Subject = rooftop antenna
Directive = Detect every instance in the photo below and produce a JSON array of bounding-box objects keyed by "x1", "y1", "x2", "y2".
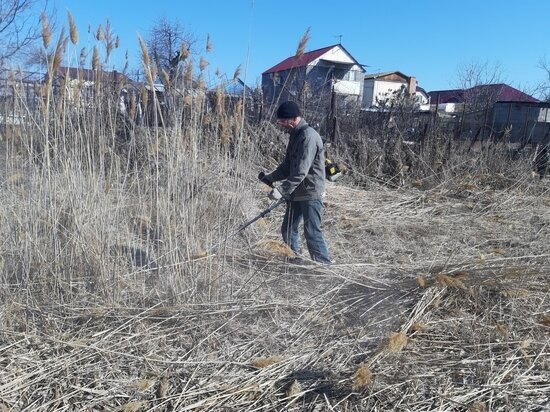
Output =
[{"x1": 335, "y1": 34, "x2": 342, "y2": 44}]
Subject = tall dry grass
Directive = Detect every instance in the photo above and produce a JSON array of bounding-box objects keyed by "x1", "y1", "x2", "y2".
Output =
[
  {"x1": 1, "y1": 18, "x2": 549, "y2": 411},
  {"x1": 1, "y1": 16, "x2": 542, "y2": 311},
  {"x1": 0, "y1": 17, "x2": 268, "y2": 309}
]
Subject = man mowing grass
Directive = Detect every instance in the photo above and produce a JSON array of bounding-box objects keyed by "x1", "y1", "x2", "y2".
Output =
[{"x1": 259, "y1": 101, "x2": 333, "y2": 264}]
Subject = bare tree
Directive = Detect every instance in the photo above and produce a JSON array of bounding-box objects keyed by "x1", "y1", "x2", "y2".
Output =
[
  {"x1": 0, "y1": 0, "x2": 50, "y2": 64},
  {"x1": 455, "y1": 60, "x2": 505, "y2": 111},
  {"x1": 456, "y1": 60, "x2": 504, "y2": 89},
  {"x1": 145, "y1": 16, "x2": 196, "y2": 86},
  {"x1": 535, "y1": 58, "x2": 550, "y2": 102}
]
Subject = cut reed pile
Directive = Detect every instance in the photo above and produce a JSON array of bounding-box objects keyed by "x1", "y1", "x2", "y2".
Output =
[{"x1": 1, "y1": 165, "x2": 549, "y2": 411}]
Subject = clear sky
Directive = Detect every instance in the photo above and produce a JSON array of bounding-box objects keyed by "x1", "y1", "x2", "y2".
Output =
[{"x1": 51, "y1": 0, "x2": 550, "y2": 96}]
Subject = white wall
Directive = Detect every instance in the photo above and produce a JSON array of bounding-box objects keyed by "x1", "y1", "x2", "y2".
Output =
[
  {"x1": 363, "y1": 79, "x2": 428, "y2": 107},
  {"x1": 362, "y1": 80, "x2": 375, "y2": 106},
  {"x1": 362, "y1": 79, "x2": 405, "y2": 107},
  {"x1": 415, "y1": 91, "x2": 429, "y2": 105},
  {"x1": 317, "y1": 45, "x2": 356, "y2": 64},
  {"x1": 334, "y1": 80, "x2": 361, "y2": 95}
]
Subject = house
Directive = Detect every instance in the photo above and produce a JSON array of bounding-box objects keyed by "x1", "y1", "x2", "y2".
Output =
[
  {"x1": 52, "y1": 67, "x2": 166, "y2": 124},
  {"x1": 53, "y1": 66, "x2": 134, "y2": 92},
  {"x1": 216, "y1": 78, "x2": 254, "y2": 98},
  {"x1": 261, "y1": 44, "x2": 365, "y2": 110},
  {"x1": 428, "y1": 84, "x2": 547, "y2": 143},
  {"x1": 362, "y1": 71, "x2": 429, "y2": 109},
  {"x1": 0, "y1": 69, "x2": 42, "y2": 121},
  {"x1": 49, "y1": 67, "x2": 138, "y2": 112},
  {"x1": 428, "y1": 83, "x2": 539, "y2": 112},
  {"x1": 208, "y1": 77, "x2": 258, "y2": 118}
]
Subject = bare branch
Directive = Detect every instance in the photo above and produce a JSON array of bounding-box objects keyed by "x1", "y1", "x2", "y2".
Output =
[
  {"x1": 0, "y1": 0, "x2": 52, "y2": 63},
  {"x1": 145, "y1": 16, "x2": 196, "y2": 86}
]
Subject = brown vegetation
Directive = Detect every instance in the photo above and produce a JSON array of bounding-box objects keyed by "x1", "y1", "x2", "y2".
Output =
[{"x1": 0, "y1": 17, "x2": 548, "y2": 412}]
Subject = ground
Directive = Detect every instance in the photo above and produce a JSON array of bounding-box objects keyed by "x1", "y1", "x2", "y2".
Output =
[{"x1": 1, "y1": 173, "x2": 549, "y2": 411}]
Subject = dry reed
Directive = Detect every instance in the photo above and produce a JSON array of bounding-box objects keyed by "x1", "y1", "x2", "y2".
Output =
[
  {"x1": 0, "y1": 17, "x2": 549, "y2": 412},
  {"x1": 295, "y1": 27, "x2": 310, "y2": 59},
  {"x1": 40, "y1": 11, "x2": 51, "y2": 48},
  {"x1": 67, "y1": 11, "x2": 78, "y2": 44},
  {"x1": 206, "y1": 33, "x2": 212, "y2": 53}
]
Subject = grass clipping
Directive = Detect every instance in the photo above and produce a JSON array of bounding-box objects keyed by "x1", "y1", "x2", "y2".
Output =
[
  {"x1": 251, "y1": 356, "x2": 284, "y2": 368},
  {"x1": 255, "y1": 239, "x2": 295, "y2": 258},
  {"x1": 352, "y1": 363, "x2": 373, "y2": 390},
  {"x1": 385, "y1": 332, "x2": 409, "y2": 353}
]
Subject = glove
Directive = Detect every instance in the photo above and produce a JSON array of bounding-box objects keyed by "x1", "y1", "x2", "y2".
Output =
[
  {"x1": 258, "y1": 171, "x2": 273, "y2": 187},
  {"x1": 268, "y1": 188, "x2": 283, "y2": 201}
]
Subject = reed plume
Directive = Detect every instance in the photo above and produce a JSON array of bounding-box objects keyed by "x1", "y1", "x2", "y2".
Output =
[
  {"x1": 95, "y1": 24, "x2": 103, "y2": 41},
  {"x1": 103, "y1": 20, "x2": 116, "y2": 63},
  {"x1": 233, "y1": 65, "x2": 241, "y2": 81},
  {"x1": 41, "y1": 12, "x2": 52, "y2": 49},
  {"x1": 79, "y1": 48, "x2": 87, "y2": 67},
  {"x1": 353, "y1": 363, "x2": 373, "y2": 389},
  {"x1": 123, "y1": 50, "x2": 129, "y2": 73},
  {"x1": 206, "y1": 33, "x2": 212, "y2": 53},
  {"x1": 67, "y1": 10, "x2": 78, "y2": 44},
  {"x1": 91, "y1": 46, "x2": 99, "y2": 71},
  {"x1": 386, "y1": 332, "x2": 408, "y2": 353},
  {"x1": 184, "y1": 63, "x2": 193, "y2": 85},
  {"x1": 295, "y1": 27, "x2": 311, "y2": 59},
  {"x1": 137, "y1": 35, "x2": 150, "y2": 67},
  {"x1": 179, "y1": 43, "x2": 189, "y2": 60},
  {"x1": 199, "y1": 56, "x2": 209, "y2": 71},
  {"x1": 138, "y1": 35, "x2": 154, "y2": 85},
  {"x1": 51, "y1": 29, "x2": 67, "y2": 76}
]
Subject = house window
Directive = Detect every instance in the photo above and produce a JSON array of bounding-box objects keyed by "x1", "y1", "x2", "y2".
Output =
[{"x1": 344, "y1": 71, "x2": 357, "y2": 81}]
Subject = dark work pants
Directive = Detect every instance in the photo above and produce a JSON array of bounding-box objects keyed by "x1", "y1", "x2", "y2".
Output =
[{"x1": 281, "y1": 199, "x2": 332, "y2": 263}]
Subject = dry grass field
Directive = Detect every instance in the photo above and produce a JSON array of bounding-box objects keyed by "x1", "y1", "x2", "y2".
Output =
[
  {"x1": 0, "y1": 23, "x2": 549, "y2": 411},
  {"x1": 1, "y1": 140, "x2": 549, "y2": 410}
]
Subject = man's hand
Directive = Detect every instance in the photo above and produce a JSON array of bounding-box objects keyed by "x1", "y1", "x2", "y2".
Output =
[
  {"x1": 258, "y1": 171, "x2": 273, "y2": 187},
  {"x1": 268, "y1": 188, "x2": 283, "y2": 201}
]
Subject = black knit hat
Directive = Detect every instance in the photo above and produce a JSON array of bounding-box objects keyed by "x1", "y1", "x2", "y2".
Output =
[{"x1": 276, "y1": 101, "x2": 301, "y2": 119}]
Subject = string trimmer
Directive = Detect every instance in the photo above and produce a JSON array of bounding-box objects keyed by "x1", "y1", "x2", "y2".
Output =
[{"x1": 204, "y1": 175, "x2": 284, "y2": 254}]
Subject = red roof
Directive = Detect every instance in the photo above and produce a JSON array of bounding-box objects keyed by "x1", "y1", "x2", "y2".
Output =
[
  {"x1": 428, "y1": 84, "x2": 539, "y2": 104},
  {"x1": 262, "y1": 45, "x2": 338, "y2": 74}
]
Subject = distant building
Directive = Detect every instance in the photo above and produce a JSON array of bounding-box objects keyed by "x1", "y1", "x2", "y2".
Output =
[
  {"x1": 0, "y1": 69, "x2": 43, "y2": 130},
  {"x1": 362, "y1": 71, "x2": 428, "y2": 109},
  {"x1": 261, "y1": 44, "x2": 365, "y2": 110},
  {"x1": 428, "y1": 83, "x2": 539, "y2": 112},
  {"x1": 208, "y1": 77, "x2": 258, "y2": 118},
  {"x1": 212, "y1": 78, "x2": 254, "y2": 99},
  {"x1": 427, "y1": 84, "x2": 548, "y2": 143}
]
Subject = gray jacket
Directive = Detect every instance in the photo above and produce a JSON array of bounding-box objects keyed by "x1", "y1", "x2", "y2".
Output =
[{"x1": 267, "y1": 119, "x2": 325, "y2": 201}]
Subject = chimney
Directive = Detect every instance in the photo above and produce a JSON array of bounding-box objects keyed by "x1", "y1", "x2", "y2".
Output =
[{"x1": 407, "y1": 76, "x2": 417, "y2": 96}]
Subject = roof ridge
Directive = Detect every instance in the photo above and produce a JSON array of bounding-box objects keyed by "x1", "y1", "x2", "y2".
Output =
[{"x1": 262, "y1": 44, "x2": 349, "y2": 75}]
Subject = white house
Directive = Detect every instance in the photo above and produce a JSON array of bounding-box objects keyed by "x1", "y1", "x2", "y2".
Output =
[
  {"x1": 362, "y1": 71, "x2": 429, "y2": 109},
  {"x1": 262, "y1": 44, "x2": 365, "y2": 108}
]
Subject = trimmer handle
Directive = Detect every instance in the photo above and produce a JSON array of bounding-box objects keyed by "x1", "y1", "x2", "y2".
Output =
[{"x1": 258, "y1": 171, "x2": 274, "y2": 187}]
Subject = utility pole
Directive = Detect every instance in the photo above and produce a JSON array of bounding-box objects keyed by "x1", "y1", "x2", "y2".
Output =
[{"x1": 330, "y1": 82, "x2": 337, "y2": 142}]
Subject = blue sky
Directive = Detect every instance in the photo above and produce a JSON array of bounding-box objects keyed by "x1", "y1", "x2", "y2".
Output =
[{"x1": 51, "y1": 0, "x2": 550, "y2": 96}]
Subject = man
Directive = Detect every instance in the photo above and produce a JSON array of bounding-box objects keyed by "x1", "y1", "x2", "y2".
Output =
[{"x1": 259, "y1": 101, "x2": 332, "y2": 264}]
